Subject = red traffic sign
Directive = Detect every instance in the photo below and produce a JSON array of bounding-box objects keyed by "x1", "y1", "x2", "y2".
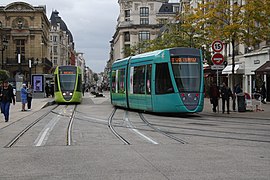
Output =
[
  {"x1": 211, "y1": 53, "x2": 224, "y2": 65},
  {"x1": 212, "y1": 40, "x2": 223, "y2": 52}
]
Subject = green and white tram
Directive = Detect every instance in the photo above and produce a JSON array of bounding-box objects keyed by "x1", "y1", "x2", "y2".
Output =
[
  {"x1": 54, "y1": 66, "x2": 82, "y2": 103},
  {"x1": 110, "y1": 47, "x2": 204, "y2": 113}
]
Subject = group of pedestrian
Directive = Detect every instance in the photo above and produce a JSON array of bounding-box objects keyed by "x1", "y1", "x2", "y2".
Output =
[
  {"x1": 0, "y1": 81, "x2": 33, "y2": 122},
  {"x1": 209, "y1": 81, "x2": 267, "y2": 114},
  {"x1": 209, "y1": 82, "x2": 234, "y2": 114},
  {"x1": 21, "y1": 83, "x2": 33, "y2": 111}
]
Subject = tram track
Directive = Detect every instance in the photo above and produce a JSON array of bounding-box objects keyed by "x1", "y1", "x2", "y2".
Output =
[
  {"x1": 5, "y1": 105, "x2": 59, "y2": 148},
  {"x1": 141, "y1": 113, "x2": 270, "y2": 144},
  {"x1": 139, "y1": 113, "x2": 187, "y2": 144},
  {"x1": 108, "y1": 108, "x2": 130, "y2": 145},
  {"x1": 5, "y1": 104, "x2": 78, "y2": 148}
]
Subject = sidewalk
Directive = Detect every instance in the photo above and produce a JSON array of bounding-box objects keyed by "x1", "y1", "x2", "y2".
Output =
[
  {"x1": 0, "y1": 97, "x2": 54, "y2": 128},
  {"x1": 202, "y1": 98, "x2": 270, "y2": 119}
]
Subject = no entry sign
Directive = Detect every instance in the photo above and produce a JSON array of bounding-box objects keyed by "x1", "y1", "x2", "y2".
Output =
[{"x1": 211, "y1": 53, "x2": 224, "y2": 65}]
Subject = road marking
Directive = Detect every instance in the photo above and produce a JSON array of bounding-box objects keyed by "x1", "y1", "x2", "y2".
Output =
[
  {"x1": 34, "y1": 111, "x2": 62, "y2": 147},
  {"x1": 35, "y1": 128, "x2": 50, "y2": 147},
  {"x1": 124, "y1": 111, "x2": 158, "y2": 145}
]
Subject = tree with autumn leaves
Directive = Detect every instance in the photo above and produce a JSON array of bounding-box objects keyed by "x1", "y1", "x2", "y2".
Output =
[{"x1": 125, "y1": 0, "x2": 270, "y2": 87}]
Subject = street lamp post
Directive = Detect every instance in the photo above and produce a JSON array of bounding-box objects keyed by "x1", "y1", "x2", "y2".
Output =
[
  {"x1": 1, "y1": 38, "x2": 8, "y2": 69},
  {"x1": 18, "y1": 53, "x2": 21, "y2": 73},
  {"x1": 29, "y1": 59, "x2": 32, "y2": 84}
]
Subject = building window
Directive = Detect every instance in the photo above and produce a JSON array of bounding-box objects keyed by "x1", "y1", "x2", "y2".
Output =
[
  {"x1": 140, "y1": 7, "x2": 149, "y2": 24},
  {"x1": 53, "y1": 36, "x2": 57, "y2": 42},
  {"x1": 124, "y1": 32, "x2": 130, "y2": 42},
  {"x1": 53, "y1": 46, "x2": 58, "y2": 55},
  {"x1": 139, "y1": 31, "x2": 150, "y2": 41},
  {"x1": 140, "y1": 18, "x2": 149, "y2": 25},
  {"x1": 16, "y1": 39, "x2": 25, "y2": 62},
  {"x1": 125, "y1": 10, "x2": 130, "y2": 21},
  {"x1": 140, "y1": 7, "x2": 149, "y2": 17},
  {"x1": 53, "y1": 57, "x2": 58, "y2": 65}
]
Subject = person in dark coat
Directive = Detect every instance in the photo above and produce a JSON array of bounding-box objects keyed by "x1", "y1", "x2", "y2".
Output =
[
  {"x1": 45, "y1": 83, "x2": 50, "y2": 98},
  {"x1": 0, "y1": 81, "x2": 15, "y2": 122},
  {"x1": 261, "y1": 81, "x2": 266, "y2": 104},
  {"x1": 233, "y1": 83, "x2": 242, "y2": 111},
  {"x1": 209, "y1": 82, "x2": 220, "y2": 112},
  {"x1": 220, "y1": 82, "x2": 233, "y2": 114},
  {"x1": 27, "y1": 84, "x2": 33, "y2": 110}
]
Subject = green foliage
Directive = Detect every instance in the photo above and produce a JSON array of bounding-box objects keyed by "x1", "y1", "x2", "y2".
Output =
[{"x1": 0, "y1": 70, "x2": 10, "y2": 83}]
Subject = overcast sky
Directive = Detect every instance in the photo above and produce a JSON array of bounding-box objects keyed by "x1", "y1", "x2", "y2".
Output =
[{"x1": 1, "y1": 0, "x2": 179, "y2": 73}]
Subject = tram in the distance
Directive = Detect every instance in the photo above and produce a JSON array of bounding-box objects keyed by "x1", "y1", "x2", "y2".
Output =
[
  {"x1": 54, "y1": 66, "x2": 82, "y2": 103},
  {"x1": 110, "y1": 47, "x2": 204, "y2": 113}
]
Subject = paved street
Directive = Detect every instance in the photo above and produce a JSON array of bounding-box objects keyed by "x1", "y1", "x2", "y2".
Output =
[{"x1": 0, "y1": 92, "x2": 269, "y2": 179}]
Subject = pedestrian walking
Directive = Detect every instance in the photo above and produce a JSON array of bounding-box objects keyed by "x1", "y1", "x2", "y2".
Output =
[
  {"x1": 27, "y1": 84, "x2": 33, "y2": 110},
  {"x1": 209, "y1": 82, "x2": 220, "y2": 112},
  {"x1": 260, "y1": 81, "x2": 266, "y2": 104},
  {"x1": 0, "y1": 81, "x2": 15, "y2": 122},
  {"x1": 45, "y1": 83, "x2": 50, "y2": 98},
  {"x1": 21, "y1": 83, "x2": 28, "y2": 111},
  {"x1": 220, "y1": 82, "x2": 233, "y2": 114},
  {"x1": 50, "y1": 84, "x2": 54, "y2": 97},
  {"x1": 233, "y1": 83, "x2": 242, "y2": 111}
]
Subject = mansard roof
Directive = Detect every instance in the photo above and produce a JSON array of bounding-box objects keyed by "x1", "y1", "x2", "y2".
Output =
[
  {"x1": 50, "y1": 10, "x2": 73, "y2": 42},
  {"x1": 158, "y1": 3, "x2": 178, "y2": 14}
]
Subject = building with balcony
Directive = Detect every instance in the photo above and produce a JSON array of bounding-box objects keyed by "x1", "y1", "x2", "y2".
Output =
[
  {"x1": 49, "y1": 10, "x2": 75, "y2": 68},
  {"x1": 110, "y1": 0, "x2": 180, "y2": 62},
  {"x1": 0, "y1": 2, "x2": 52, "y2": 81}
]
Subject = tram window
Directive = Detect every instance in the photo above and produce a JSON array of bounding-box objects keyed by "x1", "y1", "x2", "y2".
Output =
[
  {"x1": 155, "y1": 63, "x2": 174, "y2": 94},
  {"x1": 55, "y1": 74, "x2": 59, "y2": 92},
  {"x1": 111, "y1": 70, "x2": 116, "y2": 93},
  {"x1": 146, "y1": 64, "x2": 152, "y2": 94},
  {"x1": 117, "y1": 69, "x2": 125, "y2": 94},
  {"x1": 76, "y1": 74, "x2": 82, "y2": 92},
  {"x1": 133, "y1": 66, "x2": 145, "y2": 94}
]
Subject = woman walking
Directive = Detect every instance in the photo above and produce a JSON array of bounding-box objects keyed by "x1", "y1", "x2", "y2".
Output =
[
  {"x1": 0, "y1": 81, "x2": 15, "y2": 122},
  {"x1": 20, "y1": 83, "x2": 28, "y2": 111}
]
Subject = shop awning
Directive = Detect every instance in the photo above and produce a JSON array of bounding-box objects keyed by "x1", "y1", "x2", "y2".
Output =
[
  {"x1": 254, "y1": 61, "x2": 270, "y2": 74},
  {"x1": 222, "y1": 64, "x2": 240, "y2": 74}
]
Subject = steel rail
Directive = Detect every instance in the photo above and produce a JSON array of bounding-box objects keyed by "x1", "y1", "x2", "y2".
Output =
[
  {"x1": 5, "y1": 105, "x2": 59, "y2": 148},
  {"x1": 67, "y1": 105, "x2": 77, "y2": 146},
  {"x1": 139, "y1": 113, "x2": 187, "y2": 144},
  {"x1": 108, "y1": 108, "x2": 130, "y2": 145}
]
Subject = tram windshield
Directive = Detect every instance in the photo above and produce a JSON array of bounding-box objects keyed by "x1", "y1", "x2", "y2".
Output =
[
  {"x1": 59, "y1": 74, "x2": 76, "y2": 91},
  {"x1": 171, "y1": 56, "x2": 201, "y2": 92}
]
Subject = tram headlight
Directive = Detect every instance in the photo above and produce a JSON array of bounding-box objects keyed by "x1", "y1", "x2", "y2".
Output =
[
  {"x1": 69, "y1": 92, "x2": 73, "y2": 96},
  {"x1": 63, "y1": 92, "x2": 66, "y2": 96}
]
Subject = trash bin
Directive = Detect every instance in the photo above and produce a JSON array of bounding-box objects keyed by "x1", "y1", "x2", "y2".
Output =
[{"x1": 237, "y1": 93, "x2": 246, "y2": 112}]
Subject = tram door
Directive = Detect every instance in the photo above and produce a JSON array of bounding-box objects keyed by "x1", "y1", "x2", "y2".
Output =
[{"x1": 129, "y1": 65, "x2": 152, "y2": 111}]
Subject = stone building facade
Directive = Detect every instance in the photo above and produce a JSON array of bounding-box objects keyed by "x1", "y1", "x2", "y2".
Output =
[{"x1": 0, "y1": 2, "x2": 52, "y2": 81}]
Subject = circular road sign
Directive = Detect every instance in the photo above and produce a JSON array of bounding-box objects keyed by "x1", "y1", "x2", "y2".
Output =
[
  {"x1": 211, "y1": 53, "x2": 224, "y2": 65},
  {"x1": 212, "y1": 40, "x2": 223, "y2": 52}
]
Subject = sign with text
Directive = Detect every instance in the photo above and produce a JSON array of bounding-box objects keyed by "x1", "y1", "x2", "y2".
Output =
[{"x1": 212, "y1": 40, "x2": 223, "y2": 52}]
